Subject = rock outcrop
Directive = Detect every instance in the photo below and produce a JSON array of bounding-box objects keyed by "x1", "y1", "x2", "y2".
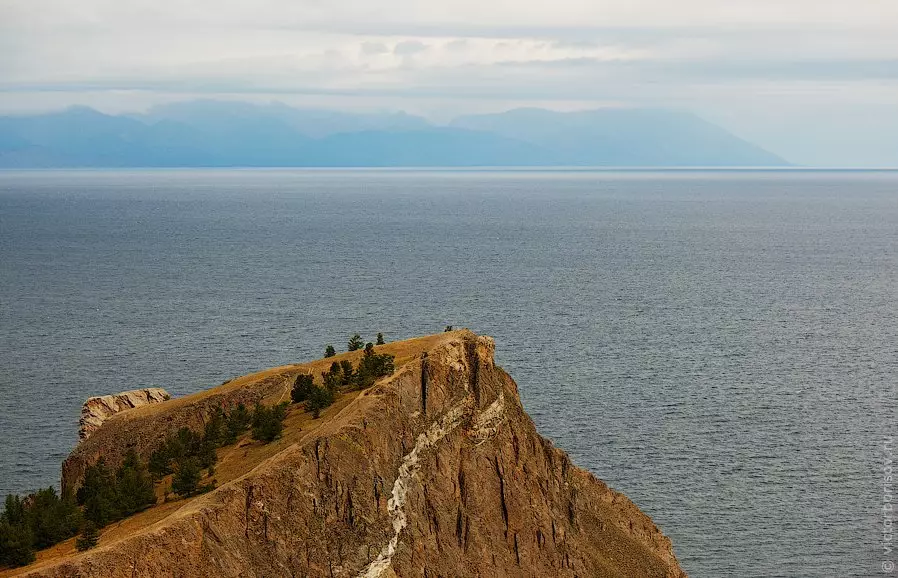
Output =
[
  {"x1": 78, "y1": 388, "x2": 171, "y2": 441},
  {"x1": 28, "y1": 331, "x2": 686, "y2": 578}
]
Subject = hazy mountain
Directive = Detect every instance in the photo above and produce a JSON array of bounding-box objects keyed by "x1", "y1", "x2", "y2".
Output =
[
  {"x1": 451, "y1": 108, "x2": 788, "y2": 167},
  {"x1": 0, "y1": 102, "x2": 789, "y2": 167},
  {"x1": 137, "y1": 101, "x2": 432, "y2": 139}
]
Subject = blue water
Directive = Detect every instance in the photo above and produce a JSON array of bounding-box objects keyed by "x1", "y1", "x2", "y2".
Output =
[{"x1": 1, "y1": 169, "x2": 895, "y2": 577}]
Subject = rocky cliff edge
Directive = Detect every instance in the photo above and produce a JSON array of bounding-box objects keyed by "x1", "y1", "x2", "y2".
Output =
[{"x1": 19, "y1": 330, "x2": 686, "y2": 578}]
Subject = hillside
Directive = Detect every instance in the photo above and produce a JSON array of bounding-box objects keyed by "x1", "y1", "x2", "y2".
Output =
[
  {"x1": 0, "y1": 101, "x2": 787, "y2": 167},
  {"x1": 4, "y1": 331, "x2": 686, "y2": 577}
]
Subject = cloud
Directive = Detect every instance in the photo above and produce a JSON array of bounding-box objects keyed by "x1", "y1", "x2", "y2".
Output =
[{"x1": 393, "y1": 40, "x2": 428, "y2": 56}]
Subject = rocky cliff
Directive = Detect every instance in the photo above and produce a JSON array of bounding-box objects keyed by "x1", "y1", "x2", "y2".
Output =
[
  {"x1": 78, "y1": 388, "x2": 171, "y2": 441},
  {"x1": 23, "y1": 331, "x2": 686, "y2": 578}
]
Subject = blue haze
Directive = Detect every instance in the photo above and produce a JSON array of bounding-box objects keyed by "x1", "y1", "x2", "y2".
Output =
[
  {"x1": 0, "y1": 102, "x2": 787, "y2": 168},
  {"x1": 0, "y1": 169, "x2": 895, "y2": 577}
]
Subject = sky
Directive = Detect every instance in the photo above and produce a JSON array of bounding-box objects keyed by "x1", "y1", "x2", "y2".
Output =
[{"x1": 1, "y1": 0, "x2": 897, "y2": 166}]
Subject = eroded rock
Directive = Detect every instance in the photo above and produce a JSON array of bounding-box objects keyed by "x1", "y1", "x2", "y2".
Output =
[{"x1": 78, "y1": 388, "x2": 171, "y2": 441}]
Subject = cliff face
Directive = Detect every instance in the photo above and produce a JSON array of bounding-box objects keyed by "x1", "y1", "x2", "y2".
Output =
[
  {"x1": 31, "y1": 331, "x2": 686, "y2": 578},
  {"x1": 78, "y1": 388, "x2": 171, "y2": 441}
]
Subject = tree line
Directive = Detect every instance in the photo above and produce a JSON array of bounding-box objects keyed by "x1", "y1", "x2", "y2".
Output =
[
  {"x1": 0, "y1": 401, "x2": 289, "y2": 568},
  {"x1": 295, "y1": 335, "x2": 395, "y2": 417}
]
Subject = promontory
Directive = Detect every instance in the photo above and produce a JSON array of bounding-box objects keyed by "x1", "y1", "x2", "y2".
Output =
[{"x1": 6, "y1": 330, "x2": 686, "y2": 578}]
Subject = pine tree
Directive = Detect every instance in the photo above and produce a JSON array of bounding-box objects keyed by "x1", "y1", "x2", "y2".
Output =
[
  {"x1": 77, "y1": 459, "x2": 120, "y2": 526},
  {"x1": 339, "y1": 360, "x2": 354, "y2": 385},
  {"x1": 324, "y1": 345, "x2": 336, "y2": 358},
  {"x1": 116, "y1": 451, "x2": 156, "y2": 516},
  {"x1": 307, "y1": 386, "x2": 335, "y2": 419},
  {"x1": 376, "y1": 333, "x2": 385, "y2": 345},
  {"x1": 291, "y1": 374, "x2": 315, "y2": 403},
  {"x1": 251, "y1": 403, "x2": 286, "y2": 443},
  {"x1": 172, "y1": 458, "x2": 201, "y2": 498},
  {"x1": 347, "y1": 334, "x2": 364, "y2": 351},
  {"x1": 224, "y1": 403, "x2": 251, "y2": 444},
  {"x1": 0, "y1": 518, "x2": 35, "y2": 567},
  {"x1": 75, "y1": 521, "x2": 99, "y2": 552}
]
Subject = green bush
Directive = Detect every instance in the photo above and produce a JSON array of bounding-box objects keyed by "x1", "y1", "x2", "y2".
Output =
[
  {"x1": 324, "y1": 345, "x2": 336, "y2": 358},
  {"x1": 376, "y1": 333, "x2": 385, "y2": 345}
]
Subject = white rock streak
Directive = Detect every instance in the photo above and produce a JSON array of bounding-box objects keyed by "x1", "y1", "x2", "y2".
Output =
[
  {"x1": 358, "y1": 401, "x2": 470, "y2": 578},
  {"x1": 470, "y1": 391, "x2": 505, "y2": 442}
]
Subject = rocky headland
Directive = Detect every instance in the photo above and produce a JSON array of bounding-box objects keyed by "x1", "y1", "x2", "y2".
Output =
[{"x1": 9, "y1": 330, "x2": 686, "y2": 578}]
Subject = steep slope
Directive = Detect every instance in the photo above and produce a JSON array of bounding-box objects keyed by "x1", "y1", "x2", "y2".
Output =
[{"x1": 13, "y1": 331, "x2": 685, "y2": 578}]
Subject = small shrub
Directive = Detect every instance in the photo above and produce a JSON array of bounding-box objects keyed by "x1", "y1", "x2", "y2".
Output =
[
  {"x1": 376, "y1": 333, "x2": 385, "y2": 345},
  {"x1": 324, "y1": 345, "x2": 336, "y2": 358}
]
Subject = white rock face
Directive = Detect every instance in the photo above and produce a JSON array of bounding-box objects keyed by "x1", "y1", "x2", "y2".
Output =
[{"x1": 78, "y1": 388, "x2": 171, "y2": 441}]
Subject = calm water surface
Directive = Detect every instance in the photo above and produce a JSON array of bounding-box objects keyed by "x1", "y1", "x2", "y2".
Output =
[{"x1": 1, "y1": 169, "x2": 896, "y2": 577}]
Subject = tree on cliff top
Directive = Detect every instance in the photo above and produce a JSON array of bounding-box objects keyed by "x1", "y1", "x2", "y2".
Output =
[
  {"x1": 324, "y1": 345, "x2": 336, "y2": 358},
  {"x1": 376, "y1": 333, "x2": 385, "y2": 345},
  {"x1": 347, "y1": 334, "x2": 364, "y2": 351}
]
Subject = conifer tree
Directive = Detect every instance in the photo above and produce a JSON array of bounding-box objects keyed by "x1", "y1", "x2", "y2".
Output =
[{"x1": 75, "y1": 521, "x2": 99, "y2": 552}]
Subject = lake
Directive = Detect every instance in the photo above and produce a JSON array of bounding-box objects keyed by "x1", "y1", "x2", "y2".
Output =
[{"x1": 1, "y1": 169, "x2": 895, "y2": 576}]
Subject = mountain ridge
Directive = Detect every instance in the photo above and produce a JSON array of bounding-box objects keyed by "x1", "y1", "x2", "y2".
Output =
[{"x1": 0, "y1": 101, "x2": 788, "y2": 168}]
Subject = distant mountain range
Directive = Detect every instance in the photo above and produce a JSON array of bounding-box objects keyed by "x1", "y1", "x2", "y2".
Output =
[{"x1": 0, "y1": 101, "x2": 788, "y2": 168}]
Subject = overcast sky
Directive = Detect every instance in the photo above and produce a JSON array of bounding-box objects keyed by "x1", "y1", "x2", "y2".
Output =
[{"x1": 2, "y1": 0, "x2": 897, "y2": 166}]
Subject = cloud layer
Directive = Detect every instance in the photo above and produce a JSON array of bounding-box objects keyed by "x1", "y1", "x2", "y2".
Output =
[{"x1": 1, "y1": 0, "x2": 897, "y2": 165}]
